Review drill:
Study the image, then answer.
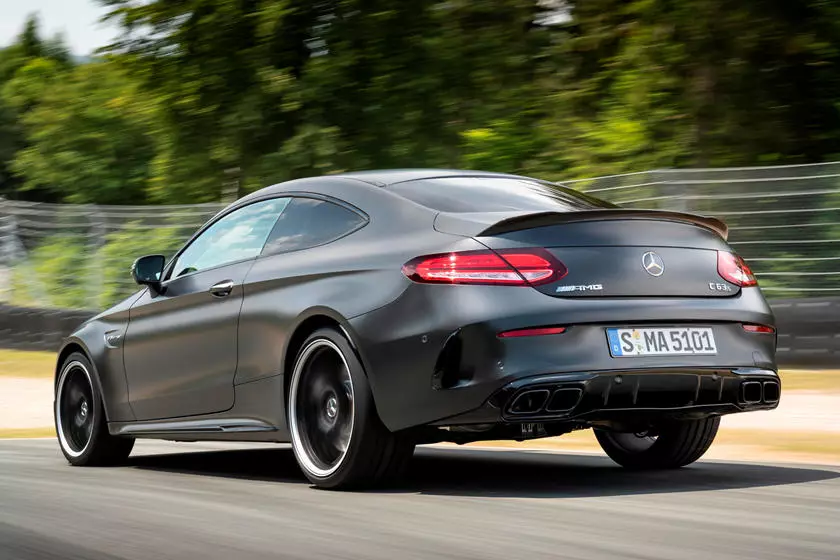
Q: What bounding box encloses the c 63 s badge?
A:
[556,284,604,293]
[709,282,733,292]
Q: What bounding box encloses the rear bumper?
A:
[349,284,777,432]
[430,367,780,428]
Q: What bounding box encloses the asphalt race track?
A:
[2,439,838,560]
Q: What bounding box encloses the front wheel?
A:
[55,352,134,466]
[594,417,720,469]
[288,328,414,489]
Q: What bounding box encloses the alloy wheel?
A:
[56,361,95,457]
[289,339,355,478]
[605,430,660,454]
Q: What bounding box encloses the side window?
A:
[169,198,290,279]
[261,197,366,256]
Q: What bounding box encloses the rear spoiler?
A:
[435,209,729,240]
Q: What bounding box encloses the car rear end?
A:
[449,210,778,425]
[350,176,779,447]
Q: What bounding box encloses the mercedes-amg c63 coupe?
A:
[54,170,780,488]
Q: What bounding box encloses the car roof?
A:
[329,169,533,187]
[240,168,548,208]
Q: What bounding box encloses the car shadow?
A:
[126,444,840,499]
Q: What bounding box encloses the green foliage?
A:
[19,15,43,59]
[97,0,554,201]
[539,0,840,177]
[11,62,158,204]
[11,236,89,309]
[95,224,184,308]
[1,2,839,307]
[0,2,838,203]
[0,14,75,199]
[11,224,186,310]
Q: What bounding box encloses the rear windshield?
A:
[387,177,614,213]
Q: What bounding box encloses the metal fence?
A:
[569,162,840,298]
[0,201,225,310]
[1,162,839,310]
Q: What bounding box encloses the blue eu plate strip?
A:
[606,328,623,356]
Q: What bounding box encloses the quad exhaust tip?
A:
[508,386,583,415]
[508,389,550,414]
[741,381,763,404]
[741,380,779,405]
[546,387,583,412]
[762,380,780,404]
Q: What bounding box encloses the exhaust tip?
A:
[545,387,583,412]
[508,389,550,415]
[762,381,780,404]
[741,381,762,405]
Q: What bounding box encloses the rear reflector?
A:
[498,326,567,338]
[718,251,758,287]
[402,249,566,286]
[742,324,775,334]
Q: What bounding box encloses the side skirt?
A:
[108,373,291,443]
[108,417,290,443]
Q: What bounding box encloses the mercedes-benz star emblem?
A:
[642,251,665,277]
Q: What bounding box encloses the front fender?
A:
[56,321,135,423]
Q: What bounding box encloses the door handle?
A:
[209,280,235,298]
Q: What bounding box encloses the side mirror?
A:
[131,255,166,292]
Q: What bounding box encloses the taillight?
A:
[717,251,757,287]
[402,249,567,286]
[742,324,775,334]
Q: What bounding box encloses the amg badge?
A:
[556,284,603,293]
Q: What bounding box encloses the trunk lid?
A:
[434,209,739,298]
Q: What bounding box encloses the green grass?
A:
[0,427,55,439]
[0,349,55,379]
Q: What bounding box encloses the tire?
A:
[288,328,414,489]
[594,417,720,470]
[55,352,134,466]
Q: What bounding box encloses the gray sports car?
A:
[54,170,779,489]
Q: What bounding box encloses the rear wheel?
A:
[55,352,134,466]
[288,328,414,489]
[594,417,719,469]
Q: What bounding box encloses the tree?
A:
[19,14,43,59]
[98,0,555,201]
[11,62,158,204]
[0,14,75,199]
[537,0,840,178]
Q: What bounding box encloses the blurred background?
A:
[1,0,839,366]
[2,6,839,558]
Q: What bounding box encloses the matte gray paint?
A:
[57,169,778,442]
[109,374,289,441]
[123,259,255,420]
[58,290,146,423]
[350,284,775,432]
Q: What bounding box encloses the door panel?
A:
[124,261,253,420]
[122,197,290,420]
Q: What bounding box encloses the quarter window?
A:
[169,198,290,278]
[261,198,366,256]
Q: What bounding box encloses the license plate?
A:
[606,327,717,357]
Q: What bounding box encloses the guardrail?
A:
[0,304,94,353]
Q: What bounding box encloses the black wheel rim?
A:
[292,341,354,476]
[57,363,94,454]
[608,430,659,454]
